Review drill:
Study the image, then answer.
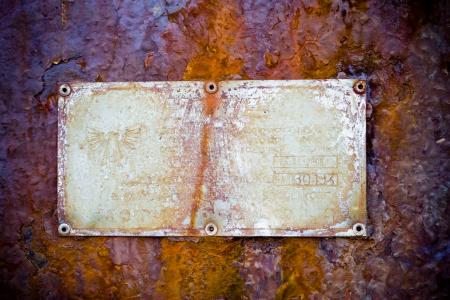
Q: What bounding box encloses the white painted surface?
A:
[58,80,366,236]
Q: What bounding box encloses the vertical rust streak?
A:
[190,125,210,228]
[61,0,68,27]
[190,89,221,228]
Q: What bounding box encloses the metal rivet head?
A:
[59,84,71,97]
[353,80,366,94]
[58,223,71,235]
[205,82,218,94]
[204,222,218,236]
[352,223,366,236]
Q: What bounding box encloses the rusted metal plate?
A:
[57,80,367,237]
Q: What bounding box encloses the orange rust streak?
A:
[203,91,221,115]
[190,90,221,228]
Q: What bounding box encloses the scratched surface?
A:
[1,0,449,298]
[58,80,366,236]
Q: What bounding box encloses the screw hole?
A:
[59,84,71,96]
[58,223,71,235]
[352,223,365,236]
[353,80,366,94]
[204,222,218,235]
[205,82,218,94]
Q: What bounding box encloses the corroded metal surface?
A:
[1,0,449,298]
[58,80,366,236]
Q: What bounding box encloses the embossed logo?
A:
[87,125,144,165]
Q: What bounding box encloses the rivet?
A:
[352,223,366,236]
[205,81,218,94]
[59,84,71,97]
[204,222,218,236]
[353,80,366,94]
[58,223,71,235]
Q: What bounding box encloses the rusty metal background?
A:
[58,80,366,236]
[2,0,449,298]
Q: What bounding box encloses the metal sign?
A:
[57,80,367,237]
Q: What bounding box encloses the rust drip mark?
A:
[61,0,69,27]
[190,84,221,228]
[190,127,210,228]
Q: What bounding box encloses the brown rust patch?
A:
[60,0,70,28]
[180,1,246,81]
[184,48,245,81]
[275,239,325,299]
[264,50,280,68]
[144,52,155,70]
[157,239,244,299]
[375,80,415,160]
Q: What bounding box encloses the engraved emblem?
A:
[87,125,143,165]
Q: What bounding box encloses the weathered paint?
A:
[1,0,449,298]
[57,80,366,236]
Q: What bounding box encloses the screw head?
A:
[352,223,366,236]
[58,223,71,235]
[59,84,71,97]
[353,80,366,94]
[204,222,218,236]
[205,82,218,94]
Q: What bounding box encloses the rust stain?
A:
[32,237,125,297]
[144,52,155,70]
[375,81,415,160]
[181,1,245,81]
[275,239,325,299]
[156,2,248,298]
[184,48,244,81]
[190,89,221,228]
[182,0,244,228]
[157,239,244,299]
[264,50,280,68]
[60,0,69,28]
